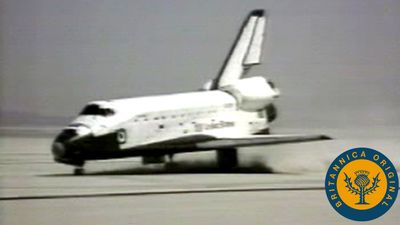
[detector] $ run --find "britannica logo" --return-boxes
[344,170,380,205]
[325,147,398,221]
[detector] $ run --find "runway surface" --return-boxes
[0,133,399,225]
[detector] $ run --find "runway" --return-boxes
[1,134,399,225]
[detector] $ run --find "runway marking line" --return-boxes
[0,186,324,201]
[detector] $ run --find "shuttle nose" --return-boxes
[54,126,91,143]
[52,128,87,166]
[52,142,66,158]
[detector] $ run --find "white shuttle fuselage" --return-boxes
[52,9,329,174]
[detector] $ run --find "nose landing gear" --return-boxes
[73,166,85,175]
[73,162,86,175]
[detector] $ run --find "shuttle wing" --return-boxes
[137,134,331,153]
[195,134,331,149]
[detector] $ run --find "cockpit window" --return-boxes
[80,104,115,116]
[267,80,276,89]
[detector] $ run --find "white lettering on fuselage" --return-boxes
[194,121,235,132]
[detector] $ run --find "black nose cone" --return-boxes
[55,129,78,143]
[52,142,66,158]
[52,129,78,158]
[52,129,85,166]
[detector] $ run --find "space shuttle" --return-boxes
[51,9,330,174]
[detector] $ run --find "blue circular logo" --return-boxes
[325,147,398,221]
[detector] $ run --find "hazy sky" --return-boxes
[1,0,399,129]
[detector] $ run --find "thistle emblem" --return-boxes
[344,170,380,204]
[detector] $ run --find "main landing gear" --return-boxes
[167,154,174,162]
[216,148,238,171]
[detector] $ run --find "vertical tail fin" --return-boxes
[212,9,267,89]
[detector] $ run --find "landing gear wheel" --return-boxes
[73,167,85,175]
[165,154,177,170]
[167,154,174,162]
[216,148,238,171]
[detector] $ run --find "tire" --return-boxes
[73,167,85,175]
[216,148,238,170]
